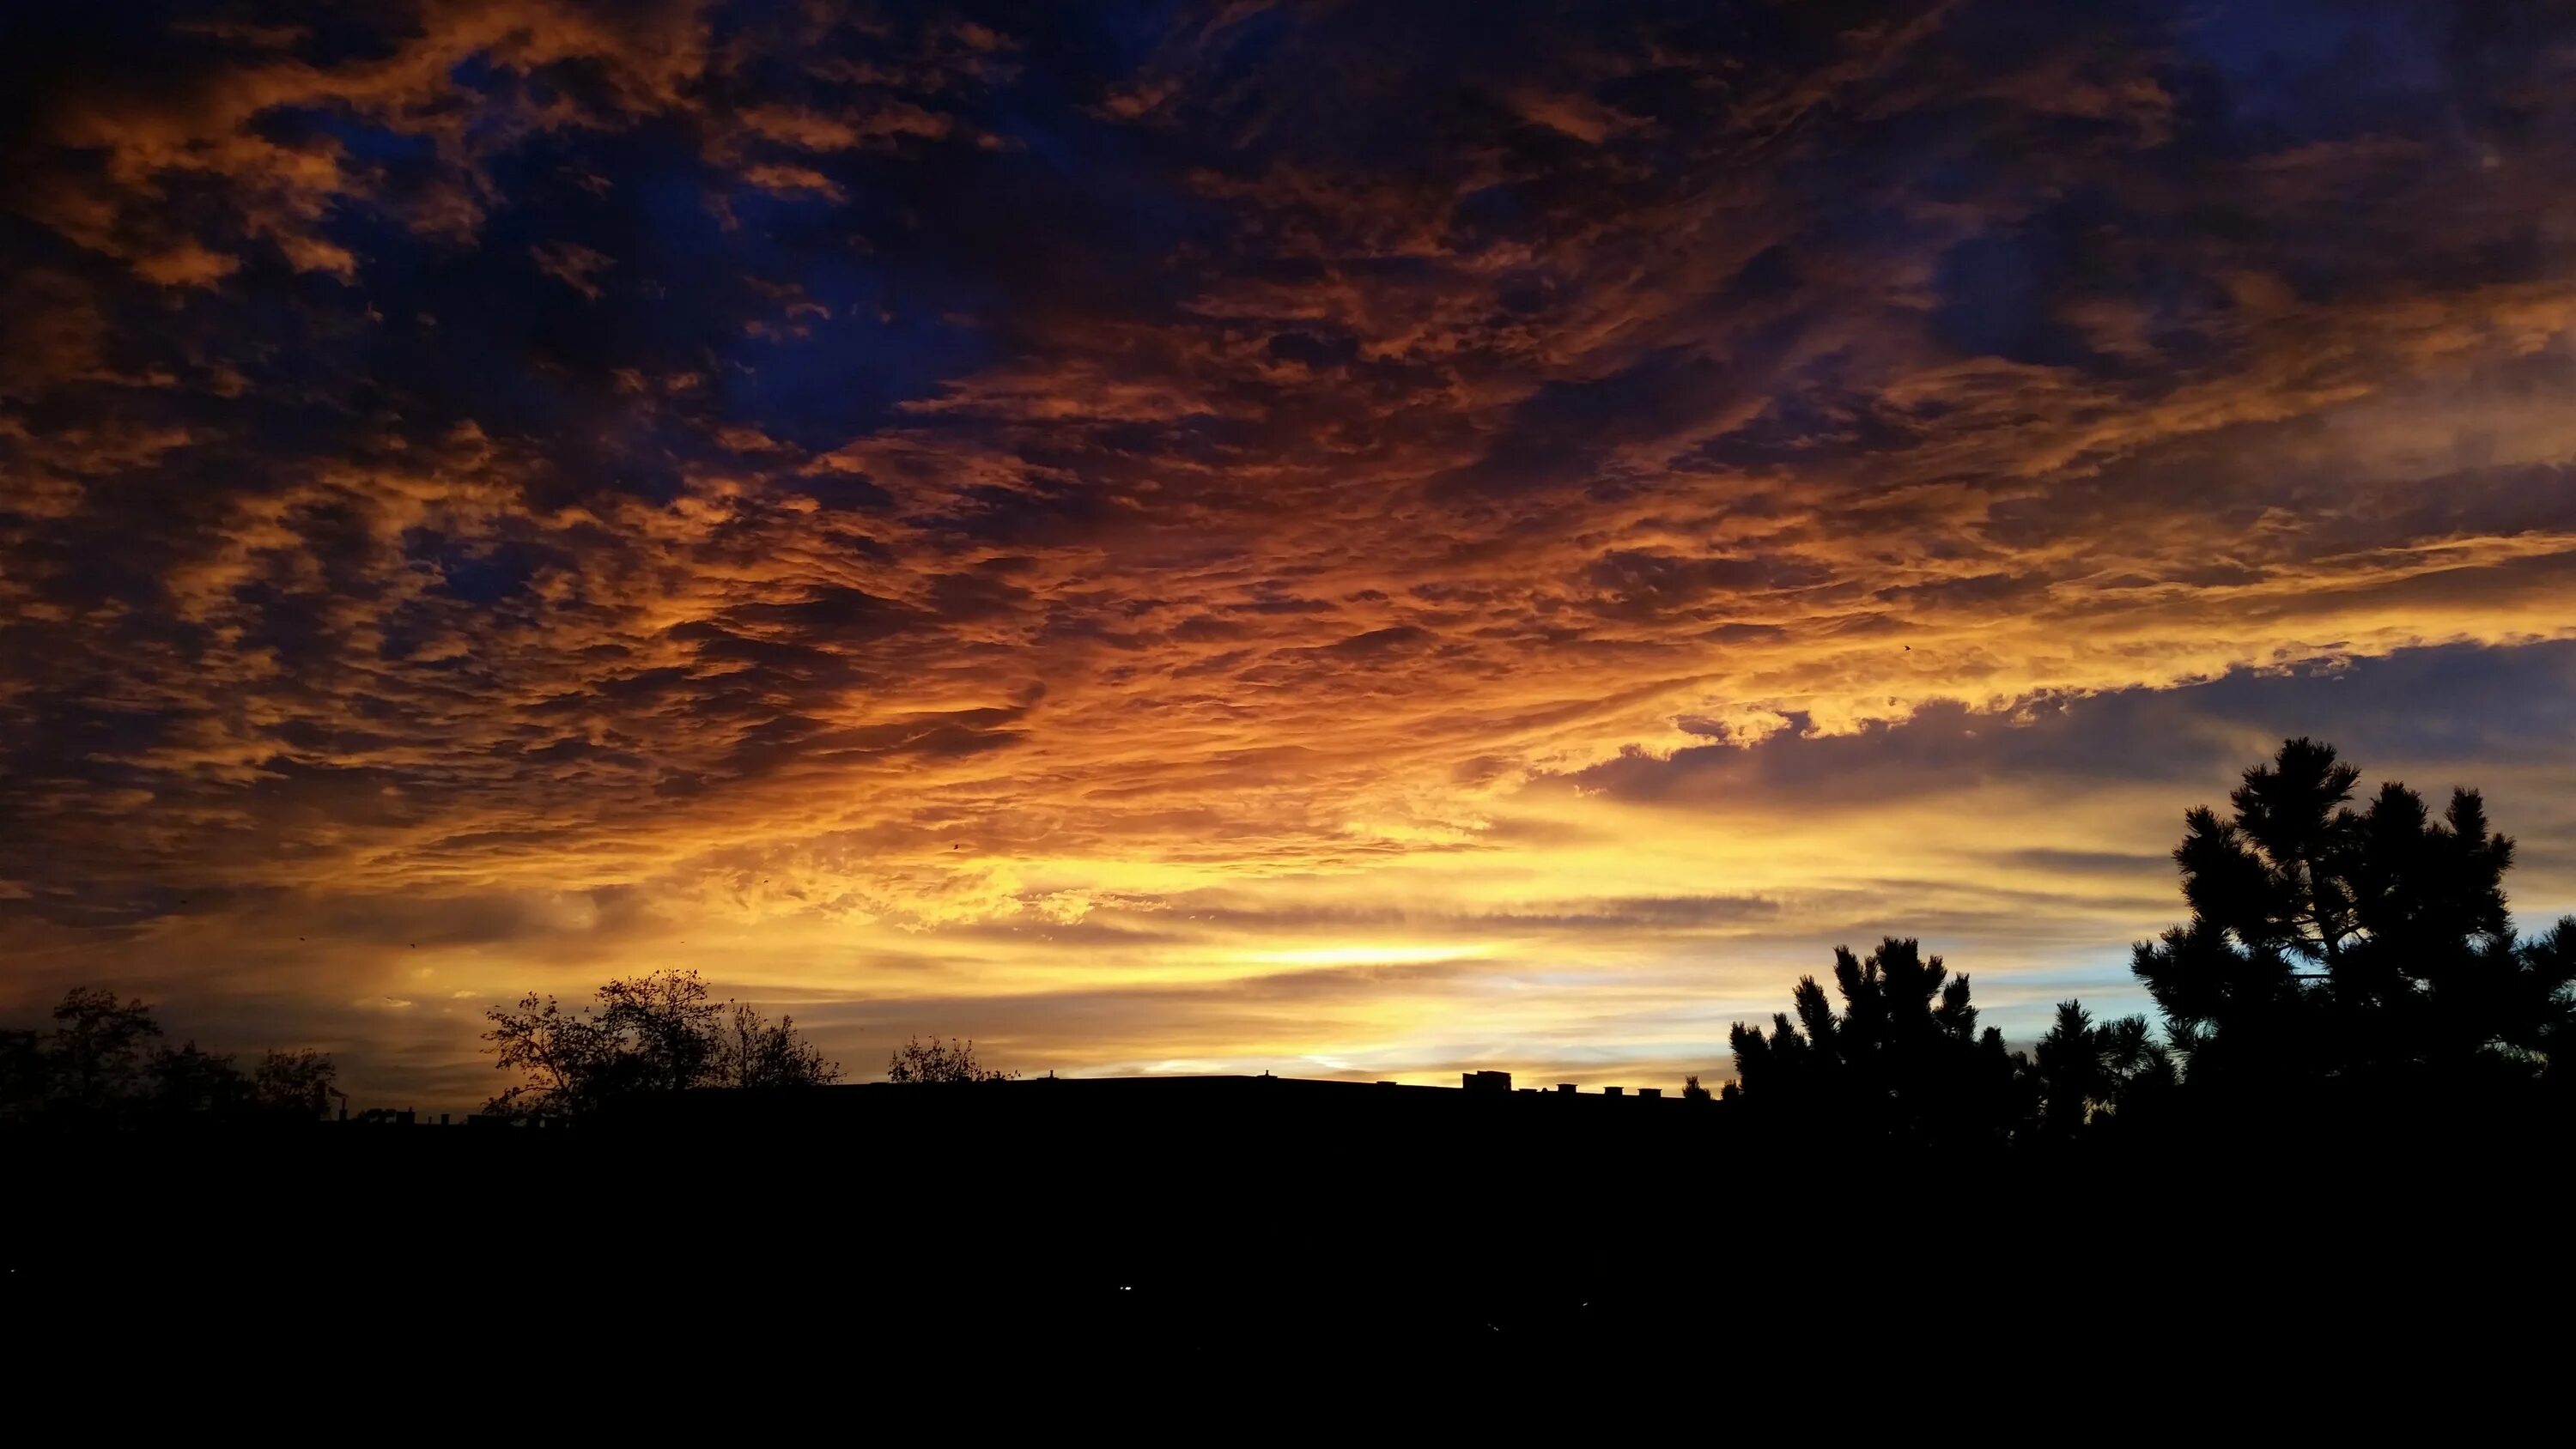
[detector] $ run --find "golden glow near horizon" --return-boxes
[4,3,2576,1108]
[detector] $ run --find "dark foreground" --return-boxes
[8,1077,2565,1410]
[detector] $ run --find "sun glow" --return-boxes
[1235,944,1493,969]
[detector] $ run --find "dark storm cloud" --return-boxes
[1577,641,2576,809]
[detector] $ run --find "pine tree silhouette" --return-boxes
[2132,737,2573,1101]
[1727,937,2026,1148]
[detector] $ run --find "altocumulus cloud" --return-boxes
[3,1,2574,1105]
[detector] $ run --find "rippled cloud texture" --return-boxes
[6,1,2574,1106]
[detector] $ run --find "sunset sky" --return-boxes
[4,0,2573,1111]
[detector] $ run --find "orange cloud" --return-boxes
[5,0,2576,1109]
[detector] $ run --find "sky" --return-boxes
[3,0,2574,1112]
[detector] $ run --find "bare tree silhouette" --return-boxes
[885,1035,1014,1083]
[714,1001,837,1088]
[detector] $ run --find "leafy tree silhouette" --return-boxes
[149,1040,252,1116]
[0,1028,39,1115]
[2132,737,2576,1100]
[885,1035,1013,1083]
[0,988,340,1126]
[594,969,724,1095]
[251,1049,341,1119]
[1725,937,2026,1147]
[46,987,162,1113]
[483,969,840,1119]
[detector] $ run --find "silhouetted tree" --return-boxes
[595,969,724,1095]
[712,1001,840,1088]
[46,987,162,1113]
[482,991,614,1119]
[2524,919,2576,1098]
[0,1028,45,1120]
[148,1041,252,1116]
[886,1035,1012,1083]
[0,989,340,1127]
[252,1049,341,1119]
[2132,737,2576,1099]
[1726,937,2026,1148]
[2031,1001,2171,1140]
[482,969,839,1118]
